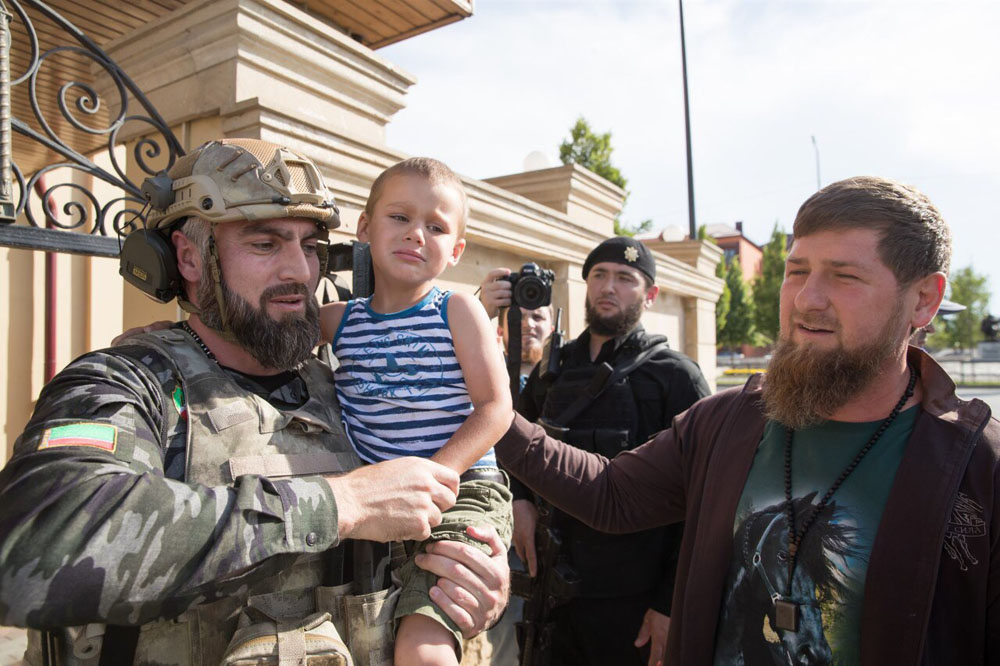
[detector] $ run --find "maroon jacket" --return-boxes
[496,347,1000,665]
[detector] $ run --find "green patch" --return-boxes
[40,422,117,452]
[173,385,188,420]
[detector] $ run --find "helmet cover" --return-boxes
[146,138,340,229]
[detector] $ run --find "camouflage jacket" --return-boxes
[0,329,345,629]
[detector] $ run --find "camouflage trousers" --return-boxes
[393,476,513,661]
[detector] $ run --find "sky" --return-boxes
[382,0,999,311]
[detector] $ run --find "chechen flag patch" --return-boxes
[39,423,117,453]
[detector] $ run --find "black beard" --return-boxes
[585,297,644,338]
[762,303,905,430]
[197,277,321,370]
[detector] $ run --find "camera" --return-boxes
[503,262,554,310]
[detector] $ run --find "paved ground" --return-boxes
[0,626,25,666]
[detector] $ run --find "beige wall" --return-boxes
[2,0,722,460]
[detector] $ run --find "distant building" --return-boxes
[704,222,762,281]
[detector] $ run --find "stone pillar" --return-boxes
[684,295,719,392]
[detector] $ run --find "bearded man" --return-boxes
[495,176,1000,665]
[481,238,710,666]
[0,139,509,665]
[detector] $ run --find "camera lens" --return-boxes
[513,276,549,310]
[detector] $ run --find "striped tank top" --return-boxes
[332,287,496,467]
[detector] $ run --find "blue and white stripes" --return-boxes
[333,287,496,467]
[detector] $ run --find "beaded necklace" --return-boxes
[181,321,218,363]
[774,365,917,632]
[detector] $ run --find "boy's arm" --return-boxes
[433,291,514,473]
[318,301,348,345]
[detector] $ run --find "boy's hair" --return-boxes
[793,176,952,287]
[364,157,469,237]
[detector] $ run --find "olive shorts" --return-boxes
[393,475,513,656]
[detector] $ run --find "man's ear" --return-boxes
[644,283,660,308]
[172,230,203,284]
[909,272,946,329]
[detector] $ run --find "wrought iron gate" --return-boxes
[0,0,184,258]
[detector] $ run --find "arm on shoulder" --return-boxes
[318,300,348,345]
[432,291,513,473]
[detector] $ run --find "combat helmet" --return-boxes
[121,139,340,331]
[143,138,340,229]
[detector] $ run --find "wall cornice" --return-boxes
[98,0,416,145]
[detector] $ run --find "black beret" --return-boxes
[582,236,656,284]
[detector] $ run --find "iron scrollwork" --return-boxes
[0,0,184,251]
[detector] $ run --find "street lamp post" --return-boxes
[679,0,696,239]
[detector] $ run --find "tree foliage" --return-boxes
[714,250,731,340]
[718,257,758,349]
[559,117,627,190]
[614,218,654,237]
[927,265,993,352]
[560,117,647,235]
[752,225,788,344]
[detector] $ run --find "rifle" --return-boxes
[512,499,581,666]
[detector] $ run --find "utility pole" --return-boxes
[679,0,696,239]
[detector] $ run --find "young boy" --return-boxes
[319,158,513,666]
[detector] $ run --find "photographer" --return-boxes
[481,266,556,391]
[478,265,554,666]
[487,237,710,666]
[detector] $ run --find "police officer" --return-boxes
[487,237,710,666]
[0,139,508,665]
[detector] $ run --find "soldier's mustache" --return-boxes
[259,282,311,305]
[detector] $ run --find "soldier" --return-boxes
[484,238,711,666]
[0,139,509,665]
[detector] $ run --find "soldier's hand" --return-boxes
[111,320,173,346]
[635,608,670,666]
[511,499,538,577]
[479,268,513,319]
[416,524,510,639]
[329,457,459,542]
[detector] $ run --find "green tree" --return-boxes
[718,257,757,350]
[614,218,653,237]
[714,251,731,341]
[752,225,788,344]
[559,117,627,190]
[928,265,992,351]
[560,117,649,236]
[699,225,731,338]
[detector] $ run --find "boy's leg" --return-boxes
[395,614,459,666]
[393,476,513,664]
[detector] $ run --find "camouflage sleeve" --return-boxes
[0,349,340,629]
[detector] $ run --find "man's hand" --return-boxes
[511,499,538,577]
[111,320,173,346]
[329,457,459,542]
[415,524,510,639]
[634,608,670,666]
[479,268,513,319]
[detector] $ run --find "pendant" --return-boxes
[774,599,799,632]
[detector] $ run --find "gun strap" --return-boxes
[541,341,670,433]
[98,625,140,666]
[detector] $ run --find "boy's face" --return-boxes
[357,173,466,289]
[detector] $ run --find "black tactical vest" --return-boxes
[538,332,673,599]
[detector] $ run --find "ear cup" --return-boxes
[119,229,181,303]
[140,171,176,211]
